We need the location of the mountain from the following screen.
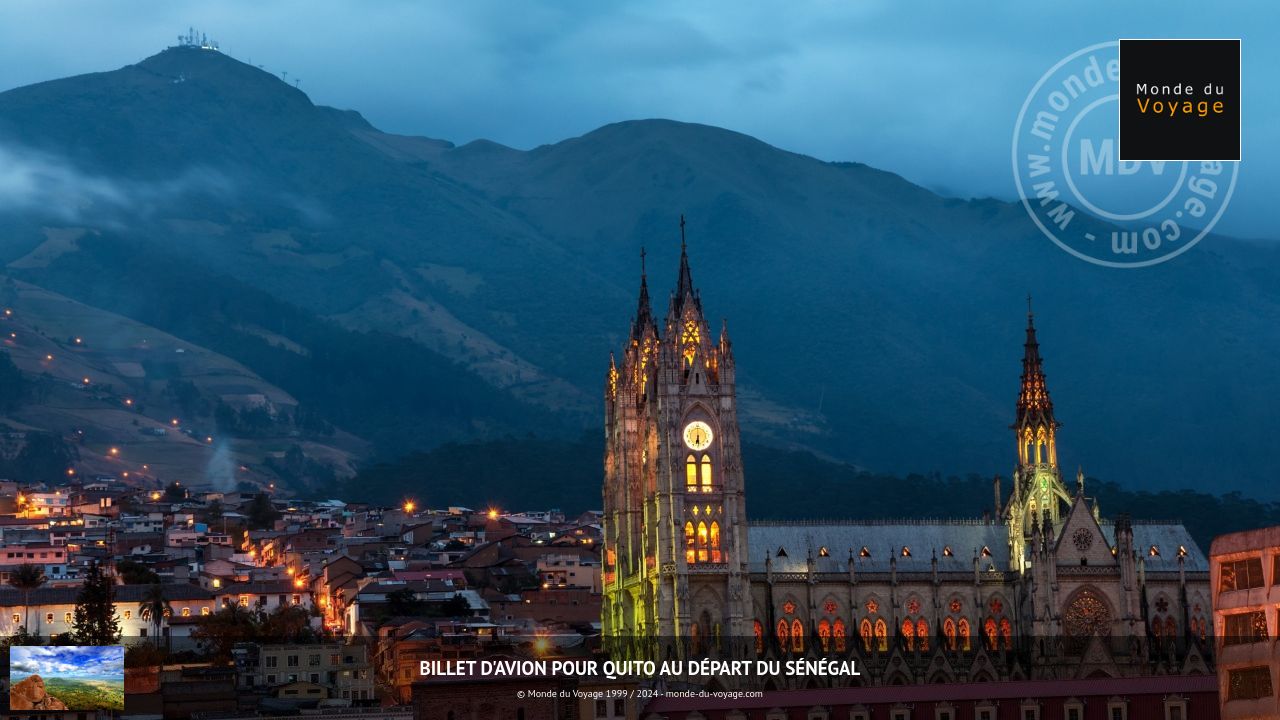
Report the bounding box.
[2,46,1279,497]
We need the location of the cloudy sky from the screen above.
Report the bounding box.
[0,1,1272,237]
[10,645,124,679]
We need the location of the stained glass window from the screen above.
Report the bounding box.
[754,621,763,655]
[833,619,846,652]
[1064,589,1111,638]
[874,618,888,652]
[791,619,804,653]
[700,455,713,492]
[902,619,916,651]
[824,599,838,615]
[696,522,709,562]
[777,619,790,646]
[859,618,873,652]
[1000,618,1013,650]
[944,618,957,651]
[684,522,695,564]
[958,618,971,651]
[818,620,831,652]
[917,619,929,652]
[709,522,721,563]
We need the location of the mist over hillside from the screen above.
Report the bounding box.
[2,45,1278,498]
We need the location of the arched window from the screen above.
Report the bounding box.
[690,621,700,655]
[859,619,873,652]
[917,618,930,652]
[984,618,998,650]
[791,618,804,653]
[1164,617,1177,639]
[999,618,1013,650]
[902,619,916,651]
[684,522,696,564]
[777,619,789,649]
[943,618,957,651]
[874,618,888,652]
[696,522,709,562]
[958,618,971,652]
[818,620,831,652]
[709,522,722,563]
[700,454,713,492]
[754,620,763,655]
[833,619,846,652]
[686,455,697,491]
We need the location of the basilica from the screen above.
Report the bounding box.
[601,224,1212,685]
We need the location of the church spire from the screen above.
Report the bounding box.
[669,214,701,320]
[1015,295,1058,431]
[631,247,655,339]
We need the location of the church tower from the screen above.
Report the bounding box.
[1005,300,1071,573]
[603,218,753,660]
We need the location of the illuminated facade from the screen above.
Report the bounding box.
[602,220,752,660]
[603,226,1212,685]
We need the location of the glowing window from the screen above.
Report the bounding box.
[859,546,871,558]
[791,618,804,652]
[874,618,888,652]
[944,617,957,651]
[958,618,971,651]
[685,455,697,491]
[696,522,709,562]
[124,610,132,620]
[833,618,846,652]
[859,619,873,652]
[777,619,789,646]
[754,620,763,655]
[684,522,696,564]
[709,522,722,563]
[984,618,998,650]
[917,618,930,652]
[700,455,713,491]
[1000,618,1013,649]
[902,619,915,651]
[818,620,831,652]
[182,607,191,617]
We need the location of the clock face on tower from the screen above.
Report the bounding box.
[683,421,714,451]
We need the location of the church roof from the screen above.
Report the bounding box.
[1100,521,1209,572]
[747,519,1209,574]
[747,520,1010,574]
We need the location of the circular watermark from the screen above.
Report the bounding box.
[1012,41,1238,268]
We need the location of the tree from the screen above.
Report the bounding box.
[205,498,224,522]
[191,603,257,664]
[163,481,185,503]
[0,351,27,412]
[246,493,280,529]
[138,584,173,648]
[71,561,120,644]
[116,559,161,585]
[7,564,45,638]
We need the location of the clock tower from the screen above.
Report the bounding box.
[603,218,753,661]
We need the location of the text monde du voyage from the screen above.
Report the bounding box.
[420,658,861,680]
[1134,82,1228,118]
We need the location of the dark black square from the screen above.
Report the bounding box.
[1119,39,1240,160]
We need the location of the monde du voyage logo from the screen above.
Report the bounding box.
[1013,40,1240,268]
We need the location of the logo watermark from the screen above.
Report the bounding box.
[1012,41,1238,268]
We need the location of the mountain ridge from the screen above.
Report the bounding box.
[1,46,1278,497]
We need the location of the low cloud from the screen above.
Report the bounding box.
[0,142,235,222]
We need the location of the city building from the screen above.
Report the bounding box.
[1210,526,1280,718]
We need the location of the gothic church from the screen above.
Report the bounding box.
[602,224,1212,684]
